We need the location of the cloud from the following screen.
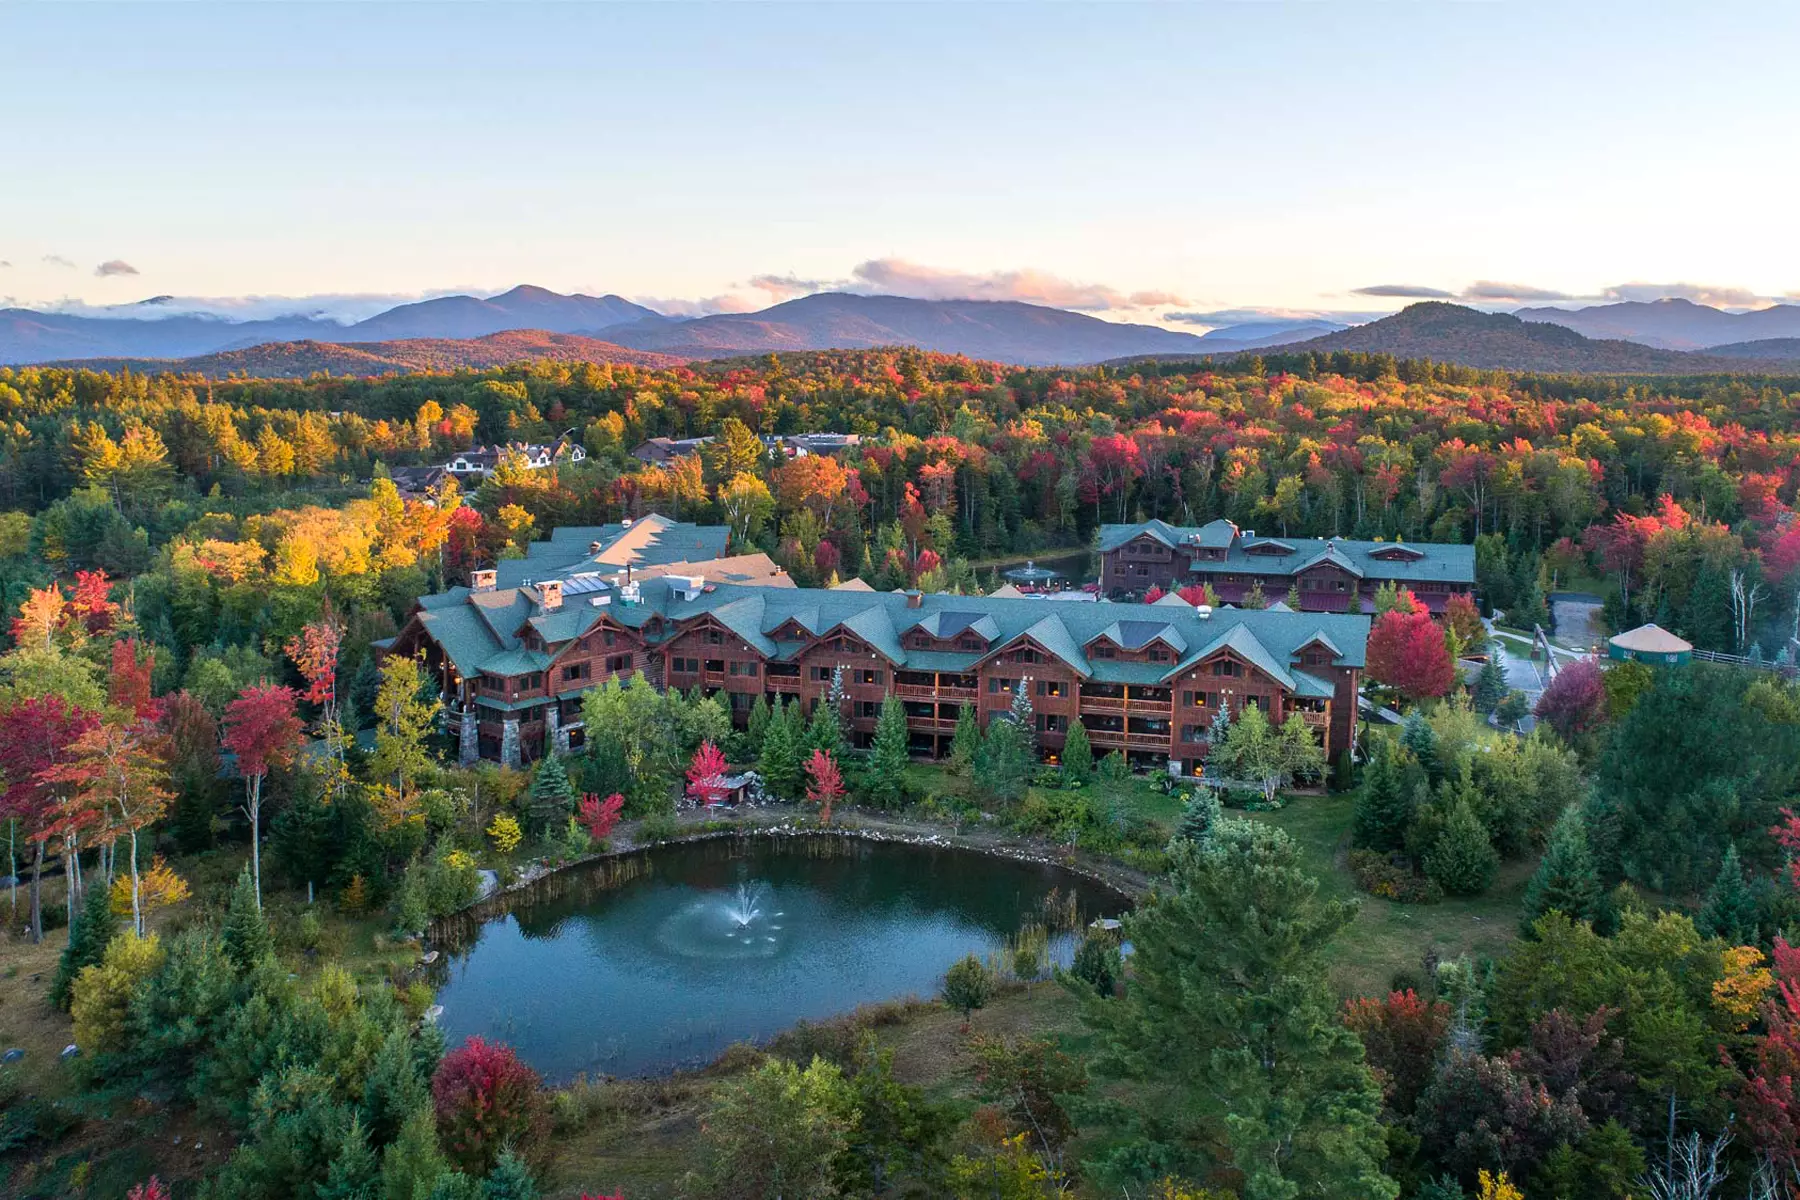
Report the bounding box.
[95,260,139,278]
[1460,281,1575,303]
[42,255,75,269]
[849,258,1182,311]
[0,261,10,269]
[1351,284,1457,299]
[746,273,846,302]
[1599,281,1767,308]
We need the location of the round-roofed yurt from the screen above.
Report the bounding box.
[1608,623,1693,666]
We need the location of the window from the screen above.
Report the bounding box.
[1147,647,1169,663]
[729,661,760,678]
[858,669,884,686]
[607,654,632,674]
[1134,564,1149,576]
[705,630,723,645]
[1037,714,1067,733]
[811,666,833,682]
[672,657,700,674]
[988,676,1016,694]
[856,701,879,719]
[1212,661,1239,677]
[1093,644,1116,659]
[1181,724,1205,743]
[561,662,591,683]
[1013,649,1040,664]
[521,672,544,689]
[1036,680,1065,698]
[958,637,982,651]
[705,659,725,674]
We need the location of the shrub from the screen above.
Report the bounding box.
[1069,929,1122,996]
[697,1056,857,1200]
[1423,797,1501,897]
[942,955,995,1022]
[636,811,681,843]
[431,1037,546,1174]
[1348,849,1445,905]
[71,934,164,1056]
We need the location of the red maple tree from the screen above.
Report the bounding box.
[1365,607,1454,701]
[431,1036,545,1174]
[285,616,343,710]
[69,569,118,636]
[126,1178,171,1200]
[685,740,730,808]
[222,683,304,906]
[1533,659,1609,742]
[1735,937,1800,1169]
[109,638,156,720]
[0,695,100,941]
[579,792,624,840]
[805,749,845,825]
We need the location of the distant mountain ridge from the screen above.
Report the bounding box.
[1109,303,1800,374]
[599,292,1212,366]
[1516,298,1800,350]
[0,285,664,365]
[53,330,687,379]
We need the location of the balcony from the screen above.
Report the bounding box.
[767,675,801,693]
[1081,694,1128,713]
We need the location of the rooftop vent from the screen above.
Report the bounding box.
[669,575,704,602]
[1195,605,1213,620]
[621,517,634,529]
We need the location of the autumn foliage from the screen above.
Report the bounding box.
[579,792,624,840]
[685,740,730,807]
[805,749,845,825]
[1365,606,1454,701]
[431,1036,546,1173]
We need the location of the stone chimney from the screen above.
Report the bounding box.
[539,580,563,610]
[905,590,923,609]
[470,569,497,593]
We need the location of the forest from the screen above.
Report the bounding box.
[3,347,1800,1199]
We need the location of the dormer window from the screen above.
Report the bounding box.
[1093,644,1115,659]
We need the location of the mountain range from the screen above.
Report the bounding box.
[3,286,1307,369]
[12,284,1800,375]
[1114,303,1800,374]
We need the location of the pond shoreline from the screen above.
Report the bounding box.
[429,805,1151,942]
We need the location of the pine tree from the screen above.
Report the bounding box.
[1520,805,1604,934]
[1352,739,1412,852]
[1697,843,1760,944]
[1400,710,1440,781]
[1207,702,1232,755]
[744,694,772,758]
[1425,795,1500,897]
[948,703,981,775]
[1080,819,1395,1196]
[1472,644,1508,715]
[318,1115,380,1200]
[221,866,274,974]
[51,874,118,1010]
[976,714,1034,804]
[480,1151,539,1200]
[380,1106,451,1200]
[527,755,576,834]
[1286,582,1304,610]
[1008,678,1036,759]
[866,692,910,808]
[758,698,804,798]
[1060,719,1093,785]
[1175,788,1223,846]
[807,690,844,761]
[1243,580,1267,609]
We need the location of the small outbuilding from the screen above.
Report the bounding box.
[1608,622,1693,666]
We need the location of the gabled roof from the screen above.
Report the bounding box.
[832,606,904,663]
[1090,619,1187,655]
[1192,518,1239,548]
[1096,518,1190,552]
[1175,623,1296,689]
[1241,537,1296,554]
[1102,519,1473,584]
[1005,615,1091,678]
[481,648,554,677]
[1292,543,1365,579]
[1296,629,1346,660]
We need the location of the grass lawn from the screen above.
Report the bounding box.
[1248,794,1530,997]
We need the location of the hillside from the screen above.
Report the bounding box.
[1111,302,1800,374]
[0,285,665,365]
[604,292,1211,365]
[1517,297,1800,350]
[52,329,688,378]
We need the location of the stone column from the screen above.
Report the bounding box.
[458,701,479,766]
[545,703,569,755]
[501,717,520,769]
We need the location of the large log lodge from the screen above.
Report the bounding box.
[1099,518,1475,614]
[387,515,1372,773]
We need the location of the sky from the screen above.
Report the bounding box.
[5,1,1799,328]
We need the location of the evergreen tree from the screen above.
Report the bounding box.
[1060,719,1093,785]
[51,874,118,1010]
[1424,795,1500,897]
[272,784,336,897]
[380,1106,452,1200]
[866,692,910,809]
[975,714,1034,804]
[744,694,772,758]
[1243,580,1267,610]
[948,703,981,774]
[221,866,274,974]
[1472,644,1509,715]
[1207,702,1232,754]
[361,1028,430,1147]
[1684,563,1734,651]
[757,698,804,798]
[526,754,576,834]
[1400,710,1440,781]
[1080,820,1396,1197]
[1286,582,1303,610]
[1520,805,1604,934]
[1697,843,1760,944]
[1175,788,1223,847]
[807,690,844,761]
[1352,739,1412,852]
[1511,556,1551,631]
[1009,678,1037,759]
[480,1151,539,1200]
[319,1114,381,1200]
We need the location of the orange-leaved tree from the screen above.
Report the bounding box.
[42,721,172,937]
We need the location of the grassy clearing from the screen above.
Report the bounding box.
[1247,794,1529,997]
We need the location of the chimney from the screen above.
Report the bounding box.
[540,580,563,611]
[589,541,602,553]
[470,569,497,593]
[905,590,923,609]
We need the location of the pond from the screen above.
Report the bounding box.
[428,835,1126,1081]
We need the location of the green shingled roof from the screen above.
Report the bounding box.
[1099,519,1474,584]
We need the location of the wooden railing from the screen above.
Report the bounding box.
[767,676,801,693]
